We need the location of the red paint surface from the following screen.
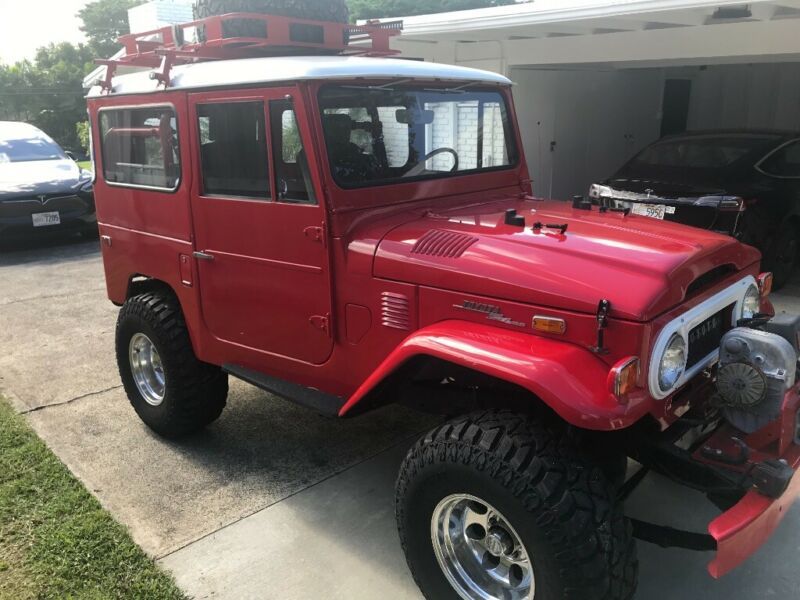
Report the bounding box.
[708,442,800,578]
[88,80,760,427]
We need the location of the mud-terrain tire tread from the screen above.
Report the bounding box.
[396,410,637,600]
[116,291,228,438]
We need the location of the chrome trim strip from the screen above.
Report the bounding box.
[754,138,800,180]
[1,195,79,205]
[648,276,757,400]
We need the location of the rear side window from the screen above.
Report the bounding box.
[99,107,179,190]
[197,101,270,199]
[760,141,800,178]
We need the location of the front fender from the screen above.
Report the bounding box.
[339,320,650,430]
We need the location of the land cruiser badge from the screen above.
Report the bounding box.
[454,300,526,328]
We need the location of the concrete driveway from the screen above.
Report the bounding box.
[2,237,799,600]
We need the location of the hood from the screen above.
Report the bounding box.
[0,159,89,200]
[374,199,760,321]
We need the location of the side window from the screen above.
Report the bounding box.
[196,101,270,198]
[99,106,179,190]
[760,141,800,178]
[269,101,316,204]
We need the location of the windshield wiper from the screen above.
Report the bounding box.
[339,78,413,92]
[423,81,482,94]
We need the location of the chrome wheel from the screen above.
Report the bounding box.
[431,494,534,600]
[129,333,166,407]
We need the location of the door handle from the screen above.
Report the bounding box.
[193,251,215,261]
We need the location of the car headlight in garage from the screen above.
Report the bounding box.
[741,284,761,320]
[658,333,687,393]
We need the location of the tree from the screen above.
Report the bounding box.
[76,121,91,153]
[79,0,146,59]
[0,43,94,150]
[347,0,518,20]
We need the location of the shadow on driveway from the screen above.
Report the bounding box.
[0,233,100,268]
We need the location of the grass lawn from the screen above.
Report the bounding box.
[0,398,185,600]
[77,160,93,171]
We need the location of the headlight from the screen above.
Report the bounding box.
[741,284,760,320]
[658,333,687,392]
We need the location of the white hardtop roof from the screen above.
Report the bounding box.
[87,55,512,98]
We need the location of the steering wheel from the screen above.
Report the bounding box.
[404,148,459,177]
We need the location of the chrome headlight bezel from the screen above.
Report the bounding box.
[658,333,687,392]
[648,276,757,399]
[740,284,760,320]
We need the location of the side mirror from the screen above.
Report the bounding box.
[65,150,76,161]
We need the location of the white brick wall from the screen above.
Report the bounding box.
[424,100,509,171]
[377,107,409,167]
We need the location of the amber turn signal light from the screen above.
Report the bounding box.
[757,272,773,297]
[608,357,640,399]
[532,316,566,334]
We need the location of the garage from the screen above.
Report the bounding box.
[386,0,800,201]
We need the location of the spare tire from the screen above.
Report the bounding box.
[194,0,350,42]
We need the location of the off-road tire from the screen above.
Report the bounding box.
[763,222,798,290]
[116,291,228,438]
[396,410,638,600]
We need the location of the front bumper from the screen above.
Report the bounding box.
[702,387,800,577]
[708,444,800,577]
[0,192,96,240]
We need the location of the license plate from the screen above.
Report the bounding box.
[631,203,666,220]
[32,211,60,227]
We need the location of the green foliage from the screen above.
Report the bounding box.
[0,43,94,150]
[0,1,144,150]
[79,0,146,59]
[347,0,518,20]
[0,398,185,599]
[76,121,91,152]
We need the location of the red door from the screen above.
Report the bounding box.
[188,87,332,365]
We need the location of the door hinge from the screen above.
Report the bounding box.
[304,225,326,246]
[309,313,331,337]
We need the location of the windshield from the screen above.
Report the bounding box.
[0,134,66,164]
[318,86,517,188]
[632,134,778,170]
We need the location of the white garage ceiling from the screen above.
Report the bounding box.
[390,0,800,69]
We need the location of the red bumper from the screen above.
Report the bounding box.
[705,387,800,578]
[707,443,800,577]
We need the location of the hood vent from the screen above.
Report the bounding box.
[687,264,737,298]
[411,229,478,258]
[381,292,410,330]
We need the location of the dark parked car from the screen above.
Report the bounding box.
[0,121,96,241]
[590,130,800,287]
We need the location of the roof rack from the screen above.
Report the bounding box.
[96,13,403,93]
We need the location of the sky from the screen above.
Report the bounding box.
[0,0,90,65]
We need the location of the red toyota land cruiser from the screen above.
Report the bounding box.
[87,13,800,600]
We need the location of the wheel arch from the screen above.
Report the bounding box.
[339,320,637,431]
[119,274,207,360]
